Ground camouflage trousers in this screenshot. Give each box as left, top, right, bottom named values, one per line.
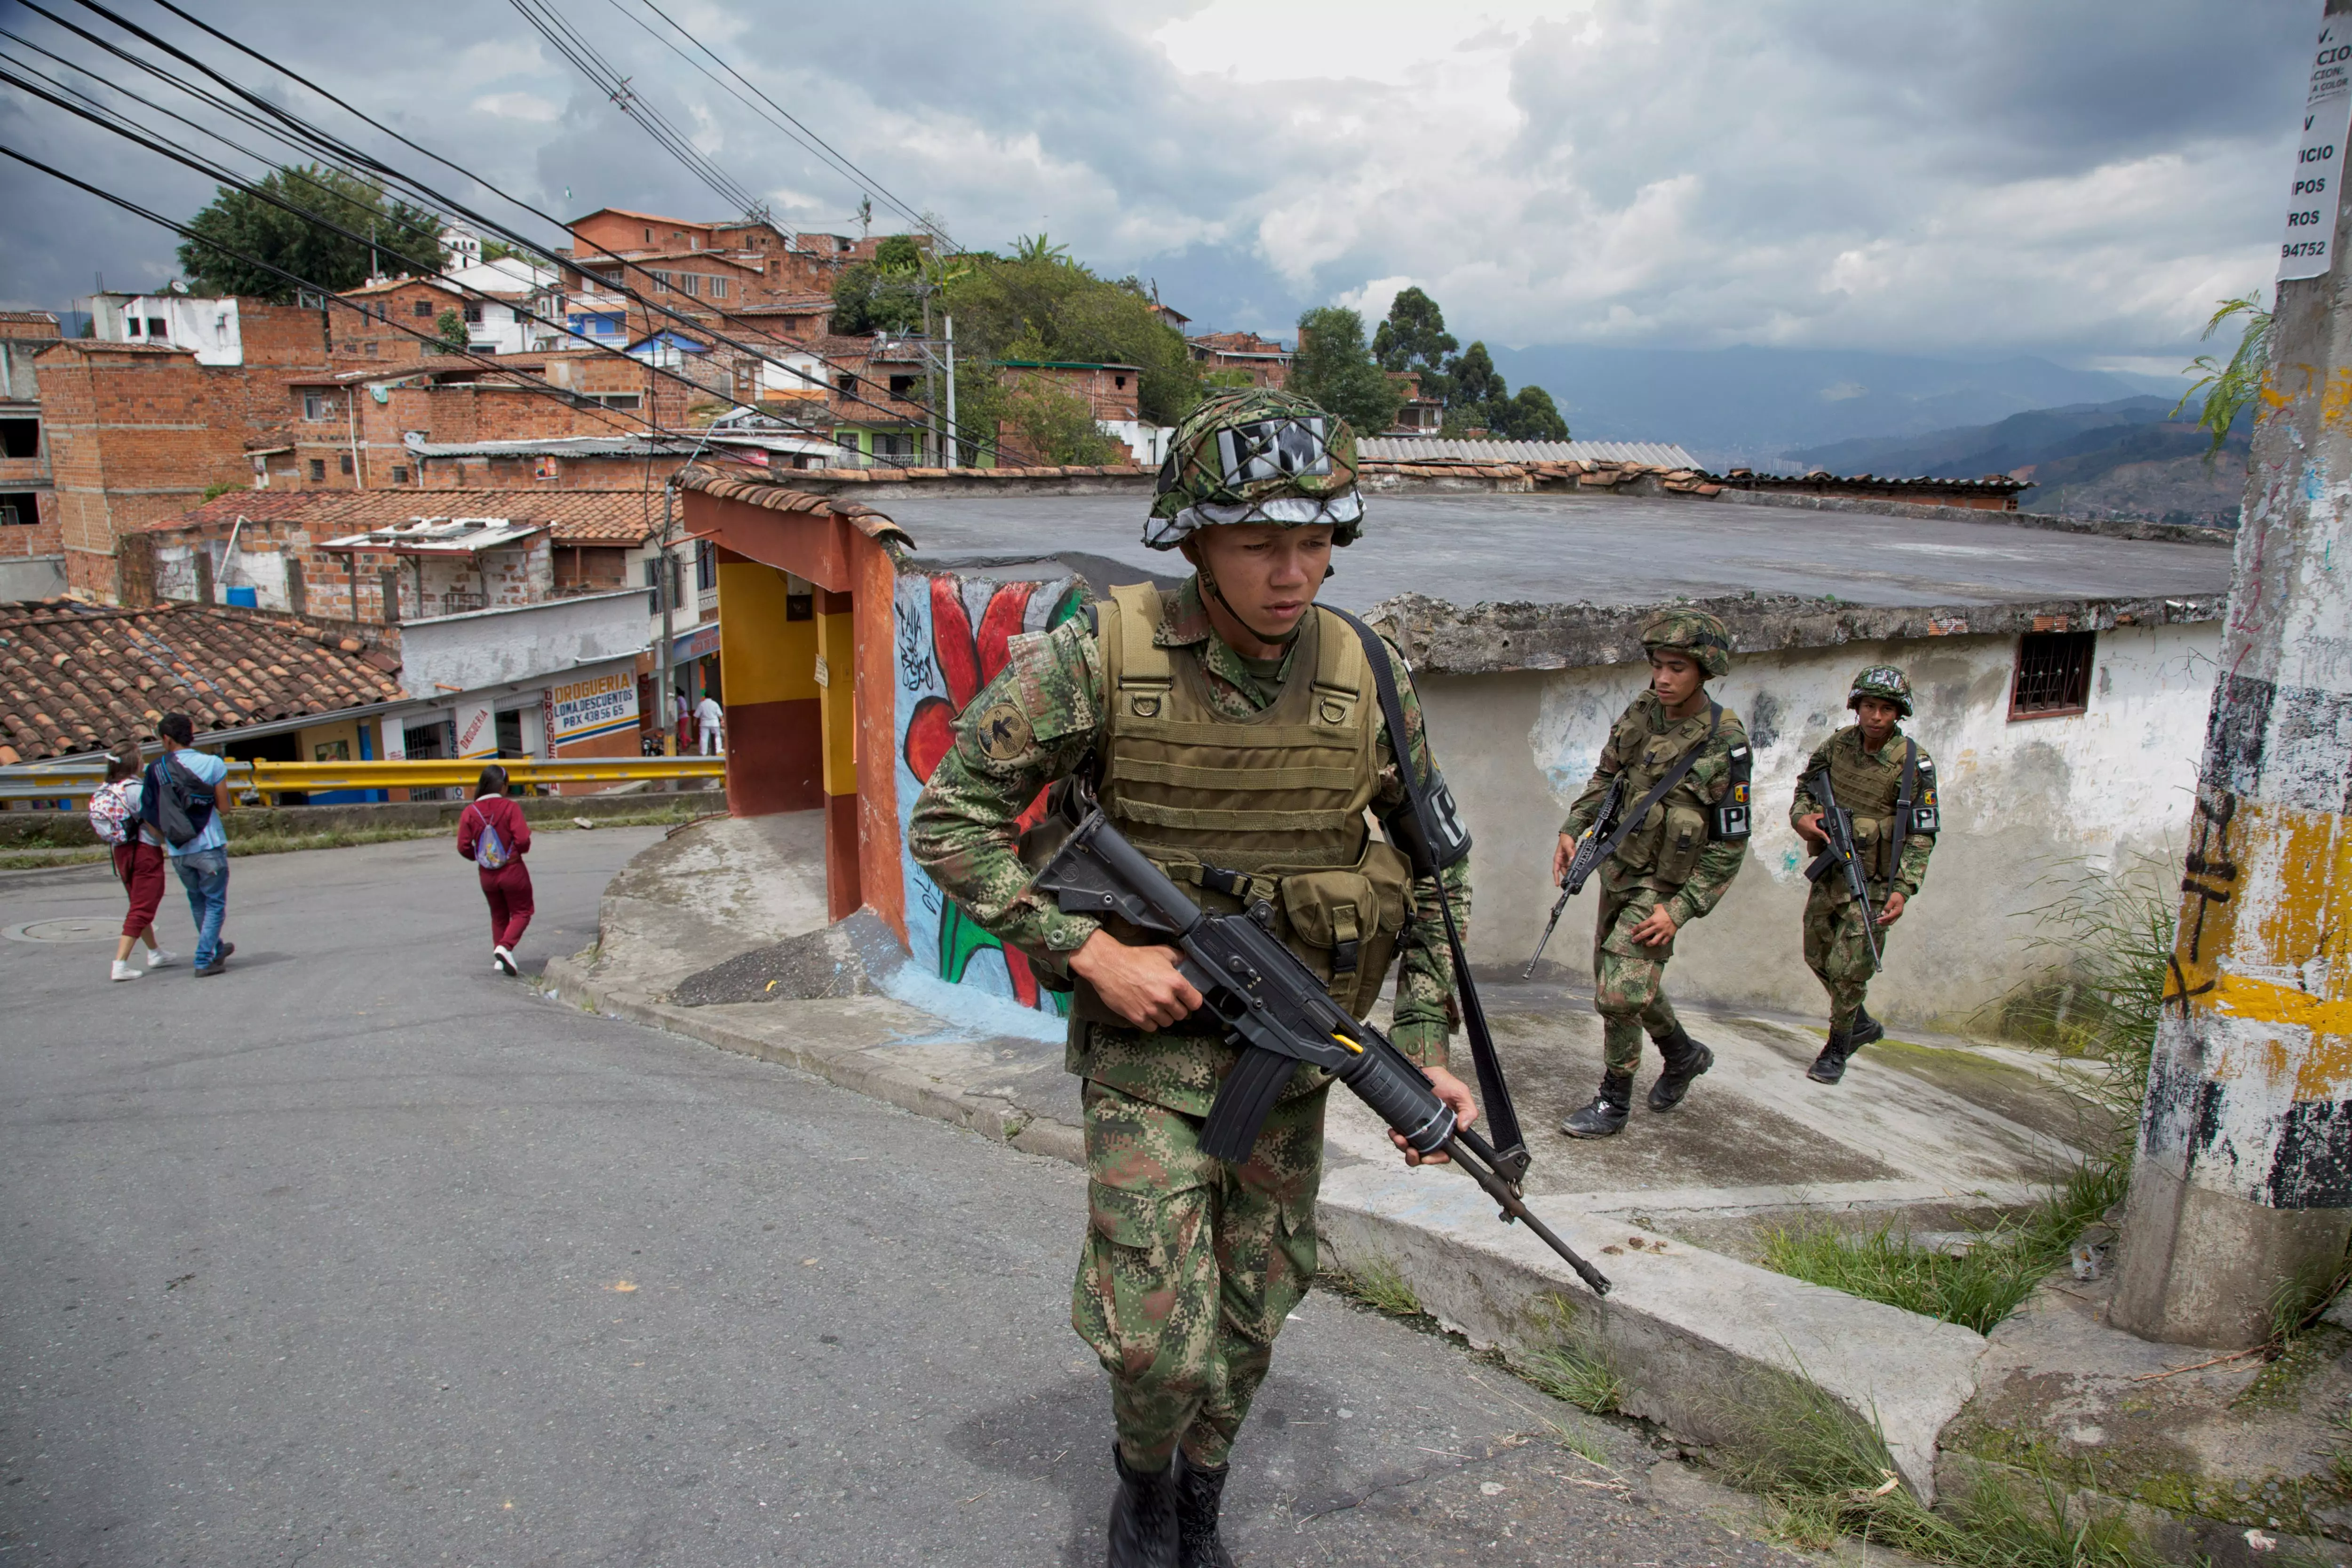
left=1593, top=884, right=1684, bottom=1078
left=1803, top=881, right=1893, bottom=1030
left=1073, top=1077, right=1327, bottom=1472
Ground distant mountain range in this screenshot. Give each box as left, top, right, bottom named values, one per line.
left=1781, top=396, right=2251, bottom=528
left=1481, top=343, right=2186, bottom=468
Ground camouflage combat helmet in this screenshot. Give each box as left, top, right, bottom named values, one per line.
left=1848, top=664, right=1913, bottom=716
left=1638, top=607, right=1732, bottom=678
left=1144, top=387, right=1363, bottom=549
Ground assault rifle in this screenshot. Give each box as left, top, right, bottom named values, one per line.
left=1524, top=772, right=1628, bottom=979
left=1032, top=799, right=1612, bottom=1297
left=1803, top=769, right=1882, bottom=974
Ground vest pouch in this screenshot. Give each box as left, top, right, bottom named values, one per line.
left=1279, top=839, right=1413, bottom=1018
left=1853, top=815, right=1892, bottom=885
left=1653, top=804, right=1708, bottom=887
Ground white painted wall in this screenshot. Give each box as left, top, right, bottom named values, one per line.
left=398, top=588, right=647, bottom=698
left=88, top=294, right=244, bottom=364
left=1420, top=622, right=2221, bottom=1033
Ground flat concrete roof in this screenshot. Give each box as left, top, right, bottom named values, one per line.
left=881, top=491, right=2233, bottom=614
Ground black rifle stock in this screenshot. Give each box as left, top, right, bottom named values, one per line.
left=1033, top=805, right=1611, bottom=1297
left=1525, top=772, right=1627, bottom=979
left=1802, top=769, right=1882, bottom=973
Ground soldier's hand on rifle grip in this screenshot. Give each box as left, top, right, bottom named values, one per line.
left=1392, top=1064, right=1477, bottom=1167
left=1878, top=889, right=1907, bottom=927
left=1068, top=931, right=1204, bottom=1031
left=1551, top=831, right=1577, bottom=884
left=1795, top=812, right=1828, bottom=849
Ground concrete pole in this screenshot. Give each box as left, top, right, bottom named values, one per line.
left=2112, top=0, right=2352, bottom=1347
left=659, top=478, right=677, bottom=759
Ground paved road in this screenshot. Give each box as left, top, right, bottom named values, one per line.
left=1, top=832, right=1794, bottom=1567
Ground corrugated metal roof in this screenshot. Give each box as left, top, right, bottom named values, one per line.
left=1359, top=438, right=1701, bottom=468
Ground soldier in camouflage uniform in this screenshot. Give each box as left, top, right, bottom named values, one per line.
left=909, top=388, right=1479, bottom=1568
left=1790, top=664, right=1939, bottom=1084
left=1552, top=610, right=1753, bottom=1138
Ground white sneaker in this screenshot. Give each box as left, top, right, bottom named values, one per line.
left=111, top=959, right=144, bottom=982
left=146, top=948, right=180, bottom=969
left=493, top=946, right=518, bottom=977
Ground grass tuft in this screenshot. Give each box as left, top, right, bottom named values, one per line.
left=1711, top=1363, right=2159, bottom=1568
left=1325, top=1258, right=1422, bottom=1320
left=1520, top=1341, right=1625, bottom=1415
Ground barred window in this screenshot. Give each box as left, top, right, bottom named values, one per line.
left=2010, top=630, right=2096, bottom=720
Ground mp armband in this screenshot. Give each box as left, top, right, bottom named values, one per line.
left=1909, top=765, right=1941, bottom=836
left=1382, top=770, right=1473, bottom=875
left=1710, top=742, right=1753, bottom=841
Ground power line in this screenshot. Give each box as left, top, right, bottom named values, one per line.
left=0, top=141, right=703, bottom=457
left=41, top=0, right=990, bottom=453
left=507, top=0, right=759, bottom=220
left=603, top=0, right=956, bottom=252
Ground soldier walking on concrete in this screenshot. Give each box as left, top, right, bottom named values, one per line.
left=1554, top=612, right=1752, bottom=1138
left=910, top=389, right=1479, bottom=1568
left=1790, top=666, right=1939, bottom=1084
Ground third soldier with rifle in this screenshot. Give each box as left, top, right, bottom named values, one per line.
left=1549, top=611, right=1753, bottom=1139
left=1790, top=664, right=1941, bottom=1084
left=908, top=389, right=1583, bottom=1568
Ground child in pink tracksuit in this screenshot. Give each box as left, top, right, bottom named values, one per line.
left=458, top=764, right=533, bottom=976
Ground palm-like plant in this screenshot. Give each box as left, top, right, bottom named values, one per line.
left=2173, top=292, right=2272, bottom=462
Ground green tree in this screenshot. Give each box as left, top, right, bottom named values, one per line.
left=435, top=309, right=468, bottom=351
left=2173, top=292, right=2270, bottom=462
left=830, top=233, right=930, bottom=335
left=1488, top=384, right=1569, bottom=441
left=177, top=163, right=442, bottom=300
left=1446, top=340, right=1505, bottom=412
left=940, top=244, right=1200, bottom=437
left=1001, top=376, right=1125, bottom=466
left=1372, top=286, right=1456, bottom=405
left=1290, top=306, right=1403, bottom=433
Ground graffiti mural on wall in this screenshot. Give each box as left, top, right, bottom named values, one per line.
left=894, top=571, right=1087, bottom=1011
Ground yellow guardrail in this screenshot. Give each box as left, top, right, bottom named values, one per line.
left=0, top=756, right=726, bottom=805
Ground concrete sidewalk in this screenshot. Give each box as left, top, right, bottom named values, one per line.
left=546, top=812, right=2101, bottom=1502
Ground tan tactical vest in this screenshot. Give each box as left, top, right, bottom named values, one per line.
left=1604, top=701, right=1718, bottom=890
left=1827, top=730, right=1912, bottom=886
left=1078, top=583, right=1413, bottom=1024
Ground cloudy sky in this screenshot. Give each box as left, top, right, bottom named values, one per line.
left=0, top=0, right=2315, bottom=376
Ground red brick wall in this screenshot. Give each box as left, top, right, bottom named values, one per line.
left=38, top=345, right=254, bottom=600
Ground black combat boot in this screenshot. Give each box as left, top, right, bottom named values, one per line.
left=1561, top=1072, right=1633, bottom=1138
left=1807, top=1024, right=1854, bottom=1085
left=1173, top=1450, right=1237, bottom=1568
left=1647, top=1026, right=1714, bottom=1111
left=1846, top=1008, right=1886, bottom=1048
left=1108, top=1445, right=1180, bottom=1568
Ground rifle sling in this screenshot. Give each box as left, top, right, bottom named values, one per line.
left=1585, top=702, right=1721, bottom=876
left=1326, top=608, right=1526, bottom=1177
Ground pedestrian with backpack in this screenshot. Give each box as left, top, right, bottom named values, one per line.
left=89, top=745, right=179, bottom=982
left=141, top=711, right=234, bottom=978
left=458, top=764, right=532, bottom=976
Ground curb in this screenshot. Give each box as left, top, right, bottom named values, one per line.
left=546, top=928, right=1988, bottom=1502
left=543, top=953, right=1087, bottom=1167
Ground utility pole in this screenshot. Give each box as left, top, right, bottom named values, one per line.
left=2112, top=0, right=2352, bottom=1348
left=944, top=313, right=958, bottom=470
left=659, top=478, right=678, bottom=757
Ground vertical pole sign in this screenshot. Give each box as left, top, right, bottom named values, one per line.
left=2281, top=21, right=2352, bottom=280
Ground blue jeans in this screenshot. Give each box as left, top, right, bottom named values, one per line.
left=172, top=848, right=229, bottom=968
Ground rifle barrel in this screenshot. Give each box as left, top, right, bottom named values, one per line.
left=1446, top=1135, right=1611, bottom=1296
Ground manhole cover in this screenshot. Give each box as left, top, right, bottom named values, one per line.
left=3, top=917, right=123, bottom=944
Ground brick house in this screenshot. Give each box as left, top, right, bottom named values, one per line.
left=1186, top=329, right=1292, bottom=389
left=0, top=311, right=61, bottom=593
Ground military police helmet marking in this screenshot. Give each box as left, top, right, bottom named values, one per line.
left=1146, top=387, right=1364, bottom=550
left=1847, top=664, right=1914, bottom=716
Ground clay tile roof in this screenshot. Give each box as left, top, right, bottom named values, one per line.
left=151, top=487, right=667, bottom=547
left=675, top=468, right=915, bottom=552
left=0, top=600, right=404, bottom=763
